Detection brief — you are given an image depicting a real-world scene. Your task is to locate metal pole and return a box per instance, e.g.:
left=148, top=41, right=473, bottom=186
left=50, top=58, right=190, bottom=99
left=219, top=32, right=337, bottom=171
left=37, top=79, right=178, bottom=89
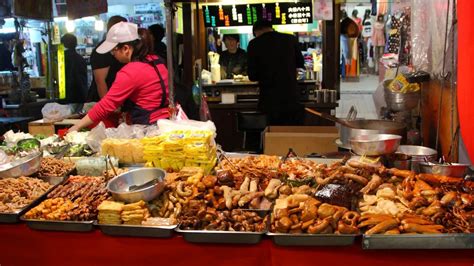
left=165, top=0, right=176, bottom=119
left=46, top=22, right=54, bottom=100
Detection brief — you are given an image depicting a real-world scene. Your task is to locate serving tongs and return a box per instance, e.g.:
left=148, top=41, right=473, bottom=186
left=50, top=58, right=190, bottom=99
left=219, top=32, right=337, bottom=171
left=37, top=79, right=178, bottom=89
left=104, top=155, right=118, bottom=178
left=129, top=178, right=159, bottom=192
left=216, top=145, right=239, bottom=172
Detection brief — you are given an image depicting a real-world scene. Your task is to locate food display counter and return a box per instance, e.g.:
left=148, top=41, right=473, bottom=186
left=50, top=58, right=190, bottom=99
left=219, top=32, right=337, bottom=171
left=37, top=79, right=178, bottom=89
left=0, top=120, right=472, bottom=266
left=0, top=224, right=473, bottom=266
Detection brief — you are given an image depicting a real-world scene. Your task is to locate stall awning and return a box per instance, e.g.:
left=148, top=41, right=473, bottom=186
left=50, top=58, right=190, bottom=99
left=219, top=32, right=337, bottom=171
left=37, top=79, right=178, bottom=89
left=66, top=0, right=108, bottom=19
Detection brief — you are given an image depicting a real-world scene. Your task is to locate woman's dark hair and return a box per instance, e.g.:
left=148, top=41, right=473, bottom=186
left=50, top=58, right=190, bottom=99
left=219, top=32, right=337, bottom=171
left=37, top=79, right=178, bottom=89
left=115, top=28, right=153, bottom=62
left=352, top=9, right=358, bottom=17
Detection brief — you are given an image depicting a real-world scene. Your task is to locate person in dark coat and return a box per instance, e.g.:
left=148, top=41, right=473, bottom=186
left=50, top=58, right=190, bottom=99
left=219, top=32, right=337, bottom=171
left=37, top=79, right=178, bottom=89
left=61, top=33, right=87, bottom=107
left=148, top=24, right=167, bottom=62
left=247, top=20, right=305, bottom=125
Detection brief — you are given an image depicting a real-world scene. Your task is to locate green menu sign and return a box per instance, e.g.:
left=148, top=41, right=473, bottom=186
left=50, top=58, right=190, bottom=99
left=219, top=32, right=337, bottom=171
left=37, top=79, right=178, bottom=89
left=203, top=1, right=313, bottom=27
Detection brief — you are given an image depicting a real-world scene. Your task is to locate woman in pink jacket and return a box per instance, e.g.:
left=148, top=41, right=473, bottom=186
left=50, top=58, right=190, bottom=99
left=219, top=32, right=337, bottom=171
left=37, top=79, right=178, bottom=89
left=69, top=22, right=169, bottom=132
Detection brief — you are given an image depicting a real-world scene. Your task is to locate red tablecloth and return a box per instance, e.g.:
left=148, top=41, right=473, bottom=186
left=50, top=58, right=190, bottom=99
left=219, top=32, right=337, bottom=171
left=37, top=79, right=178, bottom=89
left=0, top=224, right=472, bottom=266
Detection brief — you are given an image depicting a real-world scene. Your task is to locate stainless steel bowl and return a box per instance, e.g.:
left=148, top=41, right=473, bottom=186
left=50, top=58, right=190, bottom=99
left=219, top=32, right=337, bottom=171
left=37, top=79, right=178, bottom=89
left=418, top=162, right=470, bottom=177
left=350, top=134, right=402, bottom=156
left=107, top=168, right=166, bottom=203
left=383, top=80, right=421, bottom=111
left=339, top=119, right=406, bottom=148
left=0, top=152, right=42, bottom=178
left=397, top=145, right=438, bottom=172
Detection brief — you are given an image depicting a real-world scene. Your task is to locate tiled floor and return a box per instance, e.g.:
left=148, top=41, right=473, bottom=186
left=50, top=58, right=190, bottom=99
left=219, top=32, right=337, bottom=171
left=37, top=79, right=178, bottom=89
left=336, top=74, right=380, bottom=119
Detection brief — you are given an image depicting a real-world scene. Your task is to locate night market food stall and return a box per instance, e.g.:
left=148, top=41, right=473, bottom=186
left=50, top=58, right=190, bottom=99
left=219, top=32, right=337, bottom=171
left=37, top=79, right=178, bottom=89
left=1, top=0, right=474, bottom=265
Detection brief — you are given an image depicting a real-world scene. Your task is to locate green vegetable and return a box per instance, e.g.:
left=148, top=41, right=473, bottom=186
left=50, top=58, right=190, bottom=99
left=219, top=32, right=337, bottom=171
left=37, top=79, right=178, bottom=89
left=34, top=134, right=47, bottom=140
left=17, top=138, right=40, bottom=151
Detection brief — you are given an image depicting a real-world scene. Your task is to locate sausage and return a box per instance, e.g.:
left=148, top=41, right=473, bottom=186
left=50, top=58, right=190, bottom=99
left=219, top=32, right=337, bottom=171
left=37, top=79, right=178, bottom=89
left=343, top=173, right=369, bottom=185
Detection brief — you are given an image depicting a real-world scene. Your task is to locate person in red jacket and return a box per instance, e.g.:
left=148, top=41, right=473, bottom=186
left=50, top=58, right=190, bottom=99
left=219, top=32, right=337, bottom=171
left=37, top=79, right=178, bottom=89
left=69, top=22, right=169, bottom=132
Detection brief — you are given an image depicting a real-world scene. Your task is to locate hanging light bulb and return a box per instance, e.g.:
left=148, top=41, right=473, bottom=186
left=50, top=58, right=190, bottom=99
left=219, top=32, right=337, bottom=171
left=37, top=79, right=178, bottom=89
left=65, top=19, right=75, bottom=33
left=94, top=19, right=104, bottom=31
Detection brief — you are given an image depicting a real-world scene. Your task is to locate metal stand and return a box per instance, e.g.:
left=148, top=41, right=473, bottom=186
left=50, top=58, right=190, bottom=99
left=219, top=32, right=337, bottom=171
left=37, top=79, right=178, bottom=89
left=165, top=0, right=176, bottom=120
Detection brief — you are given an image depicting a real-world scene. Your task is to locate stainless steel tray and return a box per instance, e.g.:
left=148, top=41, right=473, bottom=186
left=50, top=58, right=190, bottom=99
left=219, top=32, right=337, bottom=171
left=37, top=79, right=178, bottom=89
left=96, top=223, right=176, bottom=238
left=21, top=218, right=95, bottom=232
left=362, top=234, right=474, bottom=249
left=0, top=175, right=67, bottom=223
left=267, top=233, right=357, bottom=246
left=175, top=227, right=266, bottom=244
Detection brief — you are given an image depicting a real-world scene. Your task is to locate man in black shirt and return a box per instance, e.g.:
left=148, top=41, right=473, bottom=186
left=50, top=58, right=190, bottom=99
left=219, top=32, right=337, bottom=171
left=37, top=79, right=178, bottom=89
left=61, top=33, right=87, bottom=108
left=148, top=24, right=167, bottom=62
left=219, top=34, right=247, bottom=79
left=87, top=15, right=127, bottom=102
left=247, top=21, right=305, bottom=125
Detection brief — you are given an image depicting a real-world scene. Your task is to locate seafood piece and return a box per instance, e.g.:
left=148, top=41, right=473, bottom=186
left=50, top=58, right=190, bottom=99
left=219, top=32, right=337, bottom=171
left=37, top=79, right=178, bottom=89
left=364, top=218, right=399, bottom=235
left=221, top=186, right=233, bottom=209
left=240, top=176, right=250, bottom=193
left=249, top=179, right=258, bottom=193
left=358, top=214, right=394, bottom=228
left=384, top=228, right=400, bottom=234
left=421, top=200, right=443, bottom=216
left=402, top=223, right=444, bottom=234
left=417, top=173, right=463, bottom=185
left=360, top=174, right=383, bottom=194
left=440, top=191, right=457, bottom=206
left=386, top=168, right=415, bottom=179
left=264, top=179, right=282, bottom=199
left=238, top=191, right=264, bottom=207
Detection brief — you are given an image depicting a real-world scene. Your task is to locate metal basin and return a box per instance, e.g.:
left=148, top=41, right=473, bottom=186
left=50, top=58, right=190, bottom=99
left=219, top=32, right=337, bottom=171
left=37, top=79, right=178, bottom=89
left=0, top=152, right=42, bottom=178
left=350, top=134, right=402, bottom=156
left=397, top=145, right=438, bottom=172
left=418, top=162, right=469, bottom=178
left=107, top=168, right=166, bottom=203
left=383, top=80, right=421, bottom=111
left=339, top=119, right=406, bottom=148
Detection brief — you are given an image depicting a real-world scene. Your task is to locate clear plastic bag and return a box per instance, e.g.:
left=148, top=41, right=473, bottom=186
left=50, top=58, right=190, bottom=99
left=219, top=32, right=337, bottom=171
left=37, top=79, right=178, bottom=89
left=41, top=103, right=71, bottom=122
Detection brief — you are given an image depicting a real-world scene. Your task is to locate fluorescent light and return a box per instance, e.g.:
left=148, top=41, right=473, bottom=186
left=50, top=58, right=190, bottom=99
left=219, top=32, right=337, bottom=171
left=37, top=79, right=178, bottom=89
left=66, top=20, right=75, bottom=32
left=95, top=19, right=104, bottom=31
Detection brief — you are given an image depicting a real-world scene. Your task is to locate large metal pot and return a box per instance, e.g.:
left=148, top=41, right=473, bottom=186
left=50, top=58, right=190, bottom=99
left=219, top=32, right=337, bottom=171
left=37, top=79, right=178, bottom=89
left=339, top=119, right=406, bottom=149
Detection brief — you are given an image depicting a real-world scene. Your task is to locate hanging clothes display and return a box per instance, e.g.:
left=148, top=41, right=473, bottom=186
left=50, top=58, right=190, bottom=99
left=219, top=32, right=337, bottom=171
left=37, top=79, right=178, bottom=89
left=386, top=10, right=412, bottom=65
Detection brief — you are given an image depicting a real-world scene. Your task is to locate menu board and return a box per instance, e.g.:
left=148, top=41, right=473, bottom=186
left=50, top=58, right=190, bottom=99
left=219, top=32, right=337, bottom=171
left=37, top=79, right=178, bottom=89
left=202, top=1, right=313, bottom=28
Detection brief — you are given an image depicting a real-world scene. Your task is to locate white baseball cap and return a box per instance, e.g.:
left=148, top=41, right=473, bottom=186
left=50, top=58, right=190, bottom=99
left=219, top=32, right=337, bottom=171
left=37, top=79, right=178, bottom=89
left=96, top=22, right=140, bottom=54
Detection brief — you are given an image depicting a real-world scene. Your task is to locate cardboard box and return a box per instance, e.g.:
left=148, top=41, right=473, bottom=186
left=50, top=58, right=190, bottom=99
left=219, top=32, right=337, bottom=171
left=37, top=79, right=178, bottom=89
left=264, top=126, right=339, bottom=156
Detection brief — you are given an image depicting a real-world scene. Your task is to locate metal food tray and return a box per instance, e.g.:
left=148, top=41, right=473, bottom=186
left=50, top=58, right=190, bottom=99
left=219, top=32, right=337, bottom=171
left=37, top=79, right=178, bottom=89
left=362, top=234, right=474, bottom=249
left=21, top=218, right=95, bottom=232
left=0, top=175, right=67, bottom=223
left=267, top=233, right=357, bottom=246
left=175, top=227, right=266, bottom=244
left=176, top=209, right=268, bottom=244
left=96, top=223, right=177, bottom=238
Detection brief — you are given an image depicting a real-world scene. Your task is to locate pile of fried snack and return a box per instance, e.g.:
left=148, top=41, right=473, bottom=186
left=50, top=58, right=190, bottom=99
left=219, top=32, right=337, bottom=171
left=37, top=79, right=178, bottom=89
left=0, top=176, right=53, bottom=213
left=20, top=155, right=473, bottom=235
left=24, top=176, right=109, bottom=221
left=38, top=157, right=75, bottom=177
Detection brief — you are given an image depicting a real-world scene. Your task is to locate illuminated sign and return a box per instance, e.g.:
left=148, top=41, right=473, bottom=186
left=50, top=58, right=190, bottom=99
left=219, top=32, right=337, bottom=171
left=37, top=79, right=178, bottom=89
left=202, top=1, right=313, bottom=27
left=57, top=44, right=65, bottom=100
